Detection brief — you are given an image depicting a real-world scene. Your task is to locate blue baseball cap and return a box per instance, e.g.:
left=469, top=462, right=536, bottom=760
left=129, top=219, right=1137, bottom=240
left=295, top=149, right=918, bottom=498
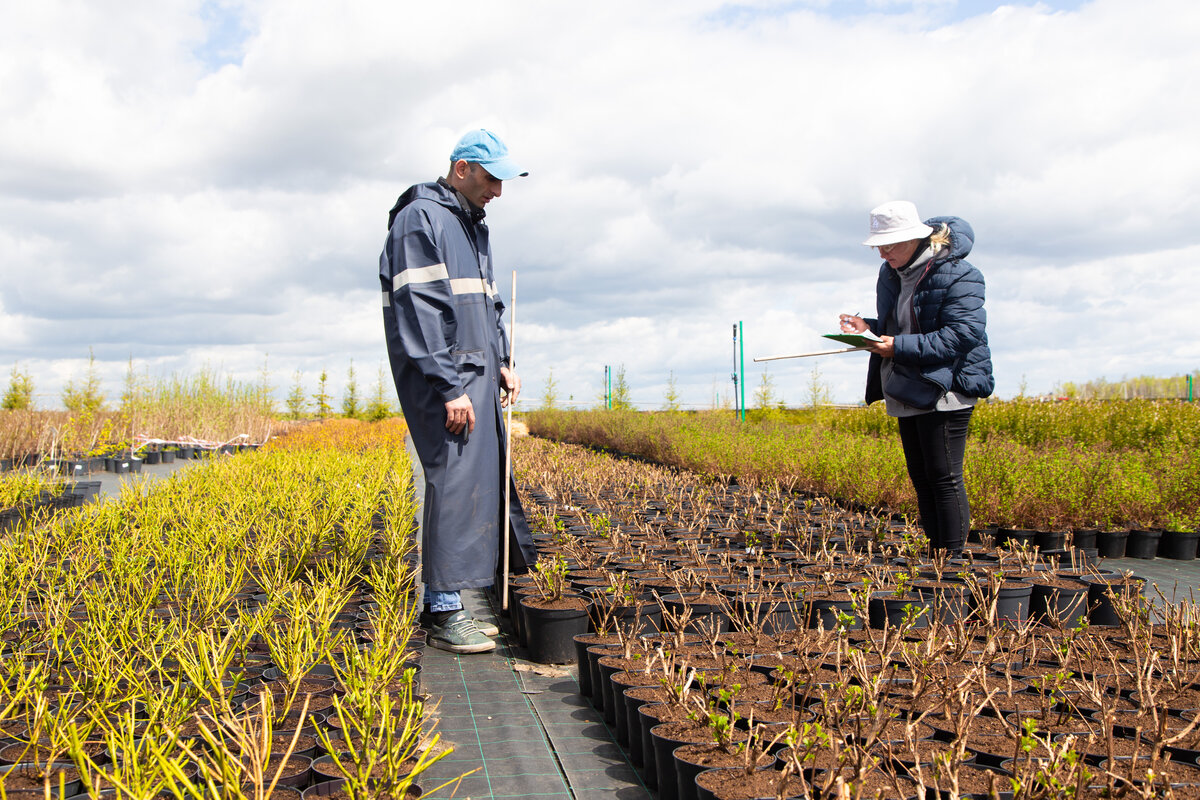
left=450, top=129, right=528, bottom=180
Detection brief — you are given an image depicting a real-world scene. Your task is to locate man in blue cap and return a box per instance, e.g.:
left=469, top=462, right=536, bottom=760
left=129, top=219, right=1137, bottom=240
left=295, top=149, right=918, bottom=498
left=380, top=129, right=538, bottom=653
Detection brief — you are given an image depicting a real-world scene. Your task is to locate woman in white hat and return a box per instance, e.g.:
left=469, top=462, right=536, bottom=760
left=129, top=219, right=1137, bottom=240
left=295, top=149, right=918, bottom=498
left=839, top=201, right=994, bottom=554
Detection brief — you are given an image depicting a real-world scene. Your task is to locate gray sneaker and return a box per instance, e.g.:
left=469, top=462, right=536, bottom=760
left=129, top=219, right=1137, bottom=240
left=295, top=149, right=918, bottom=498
left=421, top=608, right=499, bottom=638
left=429, top=610, right=496, bottom=654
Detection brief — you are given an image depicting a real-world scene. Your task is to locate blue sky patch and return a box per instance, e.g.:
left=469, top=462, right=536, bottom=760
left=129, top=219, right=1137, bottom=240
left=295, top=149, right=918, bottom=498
left=193, top=0, right=252, bottom=72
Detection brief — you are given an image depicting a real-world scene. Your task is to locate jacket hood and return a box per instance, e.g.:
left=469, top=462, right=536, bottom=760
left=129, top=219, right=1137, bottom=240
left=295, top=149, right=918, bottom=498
left=387, top=180, right=459, bottom=230
left=925, top=215, right=974, bottom=261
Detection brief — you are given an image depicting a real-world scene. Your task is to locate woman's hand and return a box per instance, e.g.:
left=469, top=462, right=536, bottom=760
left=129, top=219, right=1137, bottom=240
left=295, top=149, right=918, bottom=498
left=867, top=336, right=895, bottom=358
left=839, top=314, right=867, bottom=333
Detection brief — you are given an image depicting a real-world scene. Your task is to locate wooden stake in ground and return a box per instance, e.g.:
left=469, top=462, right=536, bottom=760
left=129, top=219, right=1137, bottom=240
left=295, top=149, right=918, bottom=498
left=501, top=270, right=516, bottom=611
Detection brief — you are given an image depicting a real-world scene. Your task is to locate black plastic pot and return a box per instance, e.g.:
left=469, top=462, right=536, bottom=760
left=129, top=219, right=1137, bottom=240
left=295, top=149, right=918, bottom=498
left=914, top=580, right=970, bottom=624
left=731, top=591, right=802, bottom=635
left=609, top=671, right=659, bottom=747
left=585, top=642, right=621, bottom=711
left=651, top=722, right=700, bottom=800
left=596, top=655, right=629, bottom=725
left=572, top=634, right=615, bottom=698
left=520, top=596, right=590, bottom=664
left=1070, top=529, right=1098, bottom=550
left=1159, top=530, right=1199, bottom=561
left=1001, top=528, right=1036, bottom=549
left=659, top=593, right=731, bottom=634
left=1034, top=530, right=1067, bottom=551
left=1030, top=580, right=1089, bottom=628
left=804, top=595, right=862, bottom=631
left=1095, top=529, right=1129, bottom=559
left=1126, top=528, right=1162, bottom=560
left=623, top=687, right=659, bottom=768
left=867, top=591, right=931, bottom=630
left=1084, top=573, right=1145, bottom=626
left=975, top=581, right=1032, bottom=628
left=636, top=703, right=665, bottom=789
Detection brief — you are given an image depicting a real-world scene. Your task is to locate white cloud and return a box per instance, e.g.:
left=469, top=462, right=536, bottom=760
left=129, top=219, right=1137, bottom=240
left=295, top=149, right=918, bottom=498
left=1, top=0, right=1198, bottom=410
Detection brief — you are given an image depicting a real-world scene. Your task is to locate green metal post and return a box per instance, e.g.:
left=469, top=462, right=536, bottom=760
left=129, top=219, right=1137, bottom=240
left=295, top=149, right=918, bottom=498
left=1189, top=374, right=1194, bottom=402
left=739, top=320, right=746, bottom=422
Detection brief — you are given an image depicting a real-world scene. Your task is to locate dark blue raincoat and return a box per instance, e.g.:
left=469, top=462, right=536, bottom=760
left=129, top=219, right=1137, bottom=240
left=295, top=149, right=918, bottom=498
left=380, top=179, right=537, bottom=591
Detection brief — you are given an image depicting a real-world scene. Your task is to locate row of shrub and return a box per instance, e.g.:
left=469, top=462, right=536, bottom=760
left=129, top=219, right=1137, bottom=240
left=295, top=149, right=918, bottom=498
left=523, top=407, right=1200, bottom=532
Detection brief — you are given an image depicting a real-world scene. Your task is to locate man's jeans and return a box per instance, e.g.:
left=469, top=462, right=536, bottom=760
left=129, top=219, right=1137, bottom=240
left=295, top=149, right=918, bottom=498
left=423, top=588, right=462, bottom=613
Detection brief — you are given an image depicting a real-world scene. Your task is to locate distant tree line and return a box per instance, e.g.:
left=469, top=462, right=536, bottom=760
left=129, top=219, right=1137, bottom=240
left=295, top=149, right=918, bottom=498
left=1, top=352, right=401, bottom=422
left=1054, top=371, right=1200, bottom=400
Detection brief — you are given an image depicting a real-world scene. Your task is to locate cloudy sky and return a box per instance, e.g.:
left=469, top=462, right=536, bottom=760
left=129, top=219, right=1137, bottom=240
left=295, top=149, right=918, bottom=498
left=3, top=0, right=1197, bottom=411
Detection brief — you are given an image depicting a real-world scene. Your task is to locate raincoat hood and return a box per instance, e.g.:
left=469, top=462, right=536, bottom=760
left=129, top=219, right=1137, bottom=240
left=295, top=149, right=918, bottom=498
left=387, top=180, right=463, bottom=231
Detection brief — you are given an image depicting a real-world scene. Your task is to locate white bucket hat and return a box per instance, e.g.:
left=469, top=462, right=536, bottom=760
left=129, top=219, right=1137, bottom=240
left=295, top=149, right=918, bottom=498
left=862, top=200, right=934, bottom=246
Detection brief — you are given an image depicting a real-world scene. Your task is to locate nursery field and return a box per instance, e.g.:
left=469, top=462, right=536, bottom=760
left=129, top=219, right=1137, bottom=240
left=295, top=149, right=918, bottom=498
left=505, top=433, right=1200, bottom=800
left=0, top=419, right=442, bottom=800
left=4, top=409, right=1200, bottom=800
left=524, top=401, right=1200, bottom=534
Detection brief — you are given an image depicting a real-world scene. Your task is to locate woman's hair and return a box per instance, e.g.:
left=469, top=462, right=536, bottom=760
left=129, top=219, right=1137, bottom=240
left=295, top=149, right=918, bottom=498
left=928, top=223, right=951, bottom=253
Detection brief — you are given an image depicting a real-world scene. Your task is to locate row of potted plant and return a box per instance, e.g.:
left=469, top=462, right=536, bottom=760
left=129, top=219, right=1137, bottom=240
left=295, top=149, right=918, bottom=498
left=0, top=419, right=455, bottom=800
left=522, top=408, right=1200, bottom=532
left=504, top=434, right=1198, bottom=799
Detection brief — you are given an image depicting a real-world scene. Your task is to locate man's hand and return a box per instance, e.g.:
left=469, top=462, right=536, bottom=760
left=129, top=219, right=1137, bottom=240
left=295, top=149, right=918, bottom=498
left=444, top=394, right=475, bottom=435
left=500, top=366, right=521, bottom=408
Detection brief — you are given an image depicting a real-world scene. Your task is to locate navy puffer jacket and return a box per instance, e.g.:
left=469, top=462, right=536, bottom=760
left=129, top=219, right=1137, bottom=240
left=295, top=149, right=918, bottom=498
left=864, top=216, right=994, bottom=405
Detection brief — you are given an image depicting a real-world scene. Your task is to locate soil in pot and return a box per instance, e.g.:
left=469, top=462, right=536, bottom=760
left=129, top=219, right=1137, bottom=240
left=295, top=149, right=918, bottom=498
left=1, top=762, right=82, bottom=796
left=241, top=753, right=313, bottom=788
left=672, top=738, right=759, bottom=800
left=694, top=765, right=810, bottom=800
left=311, top=754, right=419, bottom=783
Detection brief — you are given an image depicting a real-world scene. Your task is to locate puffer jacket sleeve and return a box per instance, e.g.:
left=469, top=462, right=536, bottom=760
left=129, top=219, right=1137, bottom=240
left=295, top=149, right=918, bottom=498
left=891, top=263, right=987, bottom=367
left=384, top=205, right=463, bottom=402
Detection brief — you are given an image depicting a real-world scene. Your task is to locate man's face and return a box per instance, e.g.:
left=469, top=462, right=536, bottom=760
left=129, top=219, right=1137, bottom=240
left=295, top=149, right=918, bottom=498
left=452, top=161, right=503, bottom=208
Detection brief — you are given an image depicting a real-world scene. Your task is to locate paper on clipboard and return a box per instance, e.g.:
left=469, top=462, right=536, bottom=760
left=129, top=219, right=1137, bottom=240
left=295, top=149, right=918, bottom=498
left=822, top=330, right=883, bottom=347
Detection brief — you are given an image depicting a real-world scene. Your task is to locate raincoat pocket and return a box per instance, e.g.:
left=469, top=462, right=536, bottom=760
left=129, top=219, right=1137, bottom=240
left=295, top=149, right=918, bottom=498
left=452, top=349, right=486, bottom=368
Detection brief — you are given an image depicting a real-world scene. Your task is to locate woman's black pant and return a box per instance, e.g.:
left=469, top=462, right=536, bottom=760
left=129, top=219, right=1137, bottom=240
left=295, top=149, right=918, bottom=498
left=897, top=408, right=973, bottom=552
